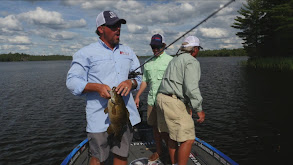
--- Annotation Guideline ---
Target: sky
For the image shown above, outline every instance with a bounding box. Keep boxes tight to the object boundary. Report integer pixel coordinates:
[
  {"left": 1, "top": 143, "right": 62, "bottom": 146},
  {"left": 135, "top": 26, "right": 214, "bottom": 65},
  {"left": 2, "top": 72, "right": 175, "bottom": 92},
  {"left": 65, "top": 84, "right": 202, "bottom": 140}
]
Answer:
[{"left": 0, "top": 0, "right": 247, "bottom": 56}]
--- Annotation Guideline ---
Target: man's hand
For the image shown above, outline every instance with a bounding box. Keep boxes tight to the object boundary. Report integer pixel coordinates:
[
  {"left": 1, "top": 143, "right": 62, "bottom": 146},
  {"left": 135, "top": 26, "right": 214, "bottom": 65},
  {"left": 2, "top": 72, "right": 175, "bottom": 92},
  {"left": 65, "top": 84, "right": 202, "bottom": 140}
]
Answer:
[
  {"left": 116, "top": 80, "right": 132, "bottom": 96},
  {"left": 96, "top": 84, "right": 111, "bottom": 99},
  {"left": 196, "top": 111, "right": 205, "bottom": 123},
  {"left": 83, "top": 83, "right": 111, "bottom": 99},
  {"left": 134, "top": 97, "right": 140, "bottom": 108}
]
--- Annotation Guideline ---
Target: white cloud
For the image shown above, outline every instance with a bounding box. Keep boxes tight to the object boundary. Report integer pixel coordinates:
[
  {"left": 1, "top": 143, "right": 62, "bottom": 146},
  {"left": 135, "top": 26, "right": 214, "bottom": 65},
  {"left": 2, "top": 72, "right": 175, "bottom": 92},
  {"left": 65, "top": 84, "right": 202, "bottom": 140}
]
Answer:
[
  {"left": 47, "top": 31, "right": 78, "bottom": 40},
  {"left": 127, "top": 24, "right": 148, "bottom": 34},
  {"left": 199, "top": 28, "right": 228, "bottom": 38},
  {"left": 0, "top": 15, "right": 22, "bottom": 30},
  {"left": 1, "top": 45, "right": 29, "bottom": 50},
  {"left": 7, "top": 36, "right": 31, "bottom": 44},
  {"left": 20, "top": 7, "right": 64, "bottom": 25},
  {"left": 18, "top": 7, "right": 86, "bottom": 29},
  {"left": 81, "top": 1, "right": 114, "bottom": 10},
  {"left": 0, "top": 15, "right": 23, "bottom": 33},
  {"left": 116, "top": 0, "right": 144, "bottom": 12}
]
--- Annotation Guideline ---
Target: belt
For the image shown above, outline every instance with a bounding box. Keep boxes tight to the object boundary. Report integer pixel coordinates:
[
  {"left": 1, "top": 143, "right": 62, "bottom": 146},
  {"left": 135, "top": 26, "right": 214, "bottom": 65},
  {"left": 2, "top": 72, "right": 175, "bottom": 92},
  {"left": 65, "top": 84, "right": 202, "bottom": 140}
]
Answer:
[{"left": 162, "top": 93, "right": 177, "bottom": 99}]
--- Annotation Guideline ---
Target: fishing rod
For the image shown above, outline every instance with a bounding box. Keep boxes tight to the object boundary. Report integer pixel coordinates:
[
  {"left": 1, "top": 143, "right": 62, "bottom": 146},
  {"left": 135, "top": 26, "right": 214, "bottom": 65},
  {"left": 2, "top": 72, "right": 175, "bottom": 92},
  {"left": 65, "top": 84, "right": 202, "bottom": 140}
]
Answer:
[{"left": 128, "top": 0, "right": 235, "bottom": 79}]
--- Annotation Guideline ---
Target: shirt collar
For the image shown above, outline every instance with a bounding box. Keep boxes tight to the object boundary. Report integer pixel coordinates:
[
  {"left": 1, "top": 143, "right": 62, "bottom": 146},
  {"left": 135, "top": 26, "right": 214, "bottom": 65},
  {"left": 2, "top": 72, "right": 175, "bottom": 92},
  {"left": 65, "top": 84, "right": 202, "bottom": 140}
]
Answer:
[
  {"left": 97, "top": 38, "right": 119, "bottom": 51},
  {"left": 153, "top": 51, "right": 166, "bottom": 60}
]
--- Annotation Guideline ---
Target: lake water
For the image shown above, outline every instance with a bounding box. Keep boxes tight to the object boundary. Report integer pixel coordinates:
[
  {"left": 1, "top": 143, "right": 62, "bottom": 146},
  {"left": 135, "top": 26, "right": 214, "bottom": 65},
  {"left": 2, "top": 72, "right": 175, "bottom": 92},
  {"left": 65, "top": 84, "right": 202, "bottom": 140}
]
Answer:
[{"left": 0, "top": 57, "right": 288, "bottom": 165}]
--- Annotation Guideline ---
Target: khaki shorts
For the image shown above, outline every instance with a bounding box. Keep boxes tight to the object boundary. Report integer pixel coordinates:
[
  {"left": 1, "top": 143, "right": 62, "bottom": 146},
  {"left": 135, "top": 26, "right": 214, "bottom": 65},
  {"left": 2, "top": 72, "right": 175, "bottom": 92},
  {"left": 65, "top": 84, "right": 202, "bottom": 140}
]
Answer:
[
  {"left": 156, "top": 93, "right": 195, "bottom": 142},
  {"left": 87, "top": 124, "right": 133, "bottom": 162},
  {"left": 147, "top": 104, "right": 169, "bottom": 133}
]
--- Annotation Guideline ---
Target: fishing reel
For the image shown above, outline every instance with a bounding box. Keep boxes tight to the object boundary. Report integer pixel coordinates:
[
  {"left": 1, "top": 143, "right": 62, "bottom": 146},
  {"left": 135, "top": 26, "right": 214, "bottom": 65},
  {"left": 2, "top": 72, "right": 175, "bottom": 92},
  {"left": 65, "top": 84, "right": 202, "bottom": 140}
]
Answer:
[{"left": 128, "top": 71, "right": 143, "bottom": 79}]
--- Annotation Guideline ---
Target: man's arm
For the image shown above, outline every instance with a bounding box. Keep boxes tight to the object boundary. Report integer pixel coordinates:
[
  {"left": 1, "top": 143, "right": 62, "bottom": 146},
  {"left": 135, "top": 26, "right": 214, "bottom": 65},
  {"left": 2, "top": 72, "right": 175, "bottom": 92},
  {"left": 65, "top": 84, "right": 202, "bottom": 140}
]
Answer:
[
  {"left": 134, "top": 81, "right": 147, "bottom": 108},
  {"left": 66, "top": 53, "right": 88, "bottom": 96},
  {"left": 183, "top": 60, "right": 203, "bottom": 112},
  {"left": 197, "top": 111, "right": 205, "bottom": 123}
]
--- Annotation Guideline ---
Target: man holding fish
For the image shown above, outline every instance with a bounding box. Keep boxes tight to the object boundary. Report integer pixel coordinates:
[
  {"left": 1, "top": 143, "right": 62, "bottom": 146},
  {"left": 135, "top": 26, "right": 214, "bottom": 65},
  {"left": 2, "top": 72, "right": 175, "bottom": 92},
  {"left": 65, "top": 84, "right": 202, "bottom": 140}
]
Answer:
[{"left": 66, "top": 11, "right": 142, "bottom": 165}]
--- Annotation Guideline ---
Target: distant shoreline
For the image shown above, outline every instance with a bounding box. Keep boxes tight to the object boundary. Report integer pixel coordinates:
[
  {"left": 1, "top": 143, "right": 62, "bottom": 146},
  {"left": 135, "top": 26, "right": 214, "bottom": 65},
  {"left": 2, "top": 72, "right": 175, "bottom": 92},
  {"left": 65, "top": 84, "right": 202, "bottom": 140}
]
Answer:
[
  {"left": 1, "top": 52, "right": 292, "bottom": 71},
  {"left": 242, "top": 57, "right": 293, "bottom": 71},
  {"left": 0, "top": 48, "right": 247, "bottom": 62},
  {"left": 0, "top": 53, "right": 72, "bottom": 62}
]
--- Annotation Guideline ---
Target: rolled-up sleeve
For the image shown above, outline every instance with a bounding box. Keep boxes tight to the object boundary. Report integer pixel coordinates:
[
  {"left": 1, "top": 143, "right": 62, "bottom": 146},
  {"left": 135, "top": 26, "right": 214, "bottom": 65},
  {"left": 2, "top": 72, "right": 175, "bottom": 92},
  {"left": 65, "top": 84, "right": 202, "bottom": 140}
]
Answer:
[
  {"left": 183, "top": 60, "right": 203, "bottom": 112},
  {"left": 66, "top": 51, "right": 89, "bottom": 96}
]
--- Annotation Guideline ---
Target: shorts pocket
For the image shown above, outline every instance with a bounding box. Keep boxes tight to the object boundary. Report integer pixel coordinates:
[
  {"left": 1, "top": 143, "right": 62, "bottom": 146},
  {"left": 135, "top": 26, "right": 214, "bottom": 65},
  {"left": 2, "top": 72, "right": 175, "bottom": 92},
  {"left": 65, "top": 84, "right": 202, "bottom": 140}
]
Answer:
[
  {"left": 162, "top": 99, "right": 179, "bottom": 121},
  {"left": 175, "top": 99, "right": 187, "bottom": 114}
]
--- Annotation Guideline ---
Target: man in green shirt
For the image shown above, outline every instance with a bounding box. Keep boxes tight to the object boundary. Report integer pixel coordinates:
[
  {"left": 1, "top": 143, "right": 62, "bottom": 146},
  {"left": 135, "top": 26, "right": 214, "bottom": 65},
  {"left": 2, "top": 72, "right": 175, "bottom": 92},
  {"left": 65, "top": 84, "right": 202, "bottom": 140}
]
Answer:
[
  {"left": 156, "top": 36, "right": 206, "bottom": 165},
  {"left": 134, "top": 34, "right": 173, "bottom": 161}
]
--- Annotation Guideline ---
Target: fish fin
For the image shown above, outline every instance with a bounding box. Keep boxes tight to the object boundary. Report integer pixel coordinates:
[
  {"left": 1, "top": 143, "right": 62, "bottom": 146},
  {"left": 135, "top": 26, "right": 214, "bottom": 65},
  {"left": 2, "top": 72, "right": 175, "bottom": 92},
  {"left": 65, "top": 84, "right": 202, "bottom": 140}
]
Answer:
[
  {"left": 107, "top": 125, "right": 114, "bottom": 135},
  {"left": 104, "top": 107, "right": 108, "bottom": 114}
]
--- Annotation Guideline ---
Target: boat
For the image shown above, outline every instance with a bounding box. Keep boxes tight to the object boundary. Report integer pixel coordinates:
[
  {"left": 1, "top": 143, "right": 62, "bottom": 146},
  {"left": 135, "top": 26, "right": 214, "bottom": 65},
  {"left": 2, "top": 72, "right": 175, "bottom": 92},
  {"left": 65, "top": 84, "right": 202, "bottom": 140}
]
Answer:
[
  {"left": 61, "top": 129, "right": 238, "bottom": 165},
  {"left": 62, "top": 103, "right": 238, "bottom": 165}
]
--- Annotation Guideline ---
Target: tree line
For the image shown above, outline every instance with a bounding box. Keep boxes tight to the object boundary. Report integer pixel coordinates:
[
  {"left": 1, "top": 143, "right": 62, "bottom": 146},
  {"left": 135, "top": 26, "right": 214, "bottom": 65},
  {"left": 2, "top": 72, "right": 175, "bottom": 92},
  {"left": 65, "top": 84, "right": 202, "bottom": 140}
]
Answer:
[
  {"left": 198, "top": 48, "right": 247, "bottom": 57},
  {"left": 232, "top": 0, "right": 293, "bottom": 58},
  {"left": 1, "top": 49, "right": 247, "bottom": 62},
  {"left": 0, "top": 53, "right": 72, "bottom": 62},
  {"left": 138, "top": 48, "right": 247, "bottom": 58}
]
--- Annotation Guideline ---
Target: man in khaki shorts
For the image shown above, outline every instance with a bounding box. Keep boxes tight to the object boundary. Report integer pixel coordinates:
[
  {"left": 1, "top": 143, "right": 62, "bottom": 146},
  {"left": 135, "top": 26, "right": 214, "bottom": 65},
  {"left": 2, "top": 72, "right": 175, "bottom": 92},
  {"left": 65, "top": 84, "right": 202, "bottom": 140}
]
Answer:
[
  {"left": 156, "top": 36, "right": 205, "bottom": 165},
  {"left": 135, "top": 34, "right": 172, "bottom": 161}
]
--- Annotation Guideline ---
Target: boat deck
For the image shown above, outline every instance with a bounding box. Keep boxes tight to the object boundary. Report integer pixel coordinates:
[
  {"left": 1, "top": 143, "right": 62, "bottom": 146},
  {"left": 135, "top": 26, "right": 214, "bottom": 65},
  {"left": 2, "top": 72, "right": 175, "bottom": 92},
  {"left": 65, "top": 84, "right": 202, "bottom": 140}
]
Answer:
[{"left": 61, "top": 122, "right": 238, "bottom": 165}]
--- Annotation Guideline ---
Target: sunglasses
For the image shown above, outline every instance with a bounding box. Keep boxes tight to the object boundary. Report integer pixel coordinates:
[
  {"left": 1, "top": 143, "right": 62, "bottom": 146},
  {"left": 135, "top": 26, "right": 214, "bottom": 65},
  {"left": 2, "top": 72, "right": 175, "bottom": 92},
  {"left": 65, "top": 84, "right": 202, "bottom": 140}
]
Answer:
[
  {"left": 104, "top": 24, "right": 121, "bottom": 31},
  {"left": 151, "top": 45, "right": 164, "bottom": 50}
]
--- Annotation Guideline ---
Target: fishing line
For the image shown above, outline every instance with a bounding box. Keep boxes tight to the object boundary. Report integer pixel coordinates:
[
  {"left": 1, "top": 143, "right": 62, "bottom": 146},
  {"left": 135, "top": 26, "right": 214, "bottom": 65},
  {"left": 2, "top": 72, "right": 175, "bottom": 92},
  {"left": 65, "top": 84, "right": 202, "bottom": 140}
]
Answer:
[{"left": 128, "top": 0, "right": 235, "bottom": 78}]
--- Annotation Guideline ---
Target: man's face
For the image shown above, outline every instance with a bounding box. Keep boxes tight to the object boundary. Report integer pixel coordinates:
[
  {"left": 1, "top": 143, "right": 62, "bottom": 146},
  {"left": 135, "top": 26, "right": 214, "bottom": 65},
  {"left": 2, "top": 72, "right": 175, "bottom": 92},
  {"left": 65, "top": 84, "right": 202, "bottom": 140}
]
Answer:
[
  {"left": 191, "top": 47, "right": 199, "bottom": 57},
  {"left": 100, "top": 22, "right": 121, "bottom": 49},
  {"left": 151, "top": 44, "right": 165, "bottom": 57}
]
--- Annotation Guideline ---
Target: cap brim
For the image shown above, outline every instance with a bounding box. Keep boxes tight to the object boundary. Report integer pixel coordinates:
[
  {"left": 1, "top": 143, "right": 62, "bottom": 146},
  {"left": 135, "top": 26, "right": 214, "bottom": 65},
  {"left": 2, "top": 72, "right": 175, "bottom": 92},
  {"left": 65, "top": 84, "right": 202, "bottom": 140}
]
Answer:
[
  {"left": 183, "top": 43, "right": 203, "bottom": 49},
  {"left": 105, "top": 19, "right": 126, "bottom": 25},
  {"left": 150, "top": 42, "right": 164, "bottom": 46}
]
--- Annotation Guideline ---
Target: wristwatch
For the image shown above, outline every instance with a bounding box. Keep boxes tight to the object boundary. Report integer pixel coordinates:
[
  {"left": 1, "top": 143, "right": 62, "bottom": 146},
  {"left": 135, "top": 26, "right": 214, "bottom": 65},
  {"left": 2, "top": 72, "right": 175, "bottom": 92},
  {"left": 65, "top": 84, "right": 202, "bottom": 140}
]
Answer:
[{"left": 131, "top": 79, "right": 137, "bottom": 89}]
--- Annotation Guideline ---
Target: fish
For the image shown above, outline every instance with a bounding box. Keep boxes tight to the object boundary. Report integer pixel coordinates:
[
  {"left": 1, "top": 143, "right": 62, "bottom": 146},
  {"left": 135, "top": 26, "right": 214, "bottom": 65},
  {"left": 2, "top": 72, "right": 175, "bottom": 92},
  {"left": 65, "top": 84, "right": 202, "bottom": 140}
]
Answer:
[{"left": 104, "top": 87, "right": 130, "bottom": 142}]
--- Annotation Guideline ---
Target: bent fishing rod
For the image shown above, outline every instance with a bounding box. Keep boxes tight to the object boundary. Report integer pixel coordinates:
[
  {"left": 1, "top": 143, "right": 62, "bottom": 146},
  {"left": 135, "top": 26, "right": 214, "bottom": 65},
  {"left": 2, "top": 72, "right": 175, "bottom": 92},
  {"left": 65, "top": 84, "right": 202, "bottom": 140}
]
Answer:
[{"left": 128, "top": 0, "right": 235, "bottom": 78}]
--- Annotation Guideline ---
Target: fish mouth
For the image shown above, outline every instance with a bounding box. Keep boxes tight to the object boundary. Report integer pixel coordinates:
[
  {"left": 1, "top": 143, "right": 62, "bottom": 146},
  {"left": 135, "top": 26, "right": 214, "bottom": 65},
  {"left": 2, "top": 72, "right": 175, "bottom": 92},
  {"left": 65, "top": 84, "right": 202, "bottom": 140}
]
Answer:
[
  {"left": 110, "top": 87, "right": 116, "bottom": 104},
  {"left": 111, "top": 98, "right": 115, "bottom": 104}
]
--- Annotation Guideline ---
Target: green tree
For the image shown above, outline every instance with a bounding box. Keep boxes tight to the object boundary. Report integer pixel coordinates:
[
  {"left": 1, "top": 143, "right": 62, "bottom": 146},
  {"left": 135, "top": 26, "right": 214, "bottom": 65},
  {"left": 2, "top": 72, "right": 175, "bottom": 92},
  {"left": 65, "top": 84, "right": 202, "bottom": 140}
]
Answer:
[
  {"left": 232, "top": 0, "right": 265, "bottom": 57},
  {"left": 232, "top": 0, "right": 293, "bottom": 57},
  {"left": 268, "top": 0, "right": 293, "bottom": 57}
]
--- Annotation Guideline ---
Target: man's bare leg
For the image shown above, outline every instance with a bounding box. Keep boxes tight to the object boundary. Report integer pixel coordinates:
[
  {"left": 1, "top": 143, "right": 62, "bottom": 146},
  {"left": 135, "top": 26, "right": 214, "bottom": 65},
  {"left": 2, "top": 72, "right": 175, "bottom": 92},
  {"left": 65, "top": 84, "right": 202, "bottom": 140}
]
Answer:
[
  {"left": 177, "top": 139, "right": 194, "bottom": 165},
  {"left": 154, "top": 126, "right": 162, "bottom": 155},
  {"left": 168, "top": 138, "right": 178, "bottom": 164},
  {"left": 160, "top": 132, "right": 169, "bottom": 146},
  {"left": 113, "top": 154, "right": 127, "bottom": 165},
  {"left": 90, "top": 157, "right": 104, "bottom": 165}
]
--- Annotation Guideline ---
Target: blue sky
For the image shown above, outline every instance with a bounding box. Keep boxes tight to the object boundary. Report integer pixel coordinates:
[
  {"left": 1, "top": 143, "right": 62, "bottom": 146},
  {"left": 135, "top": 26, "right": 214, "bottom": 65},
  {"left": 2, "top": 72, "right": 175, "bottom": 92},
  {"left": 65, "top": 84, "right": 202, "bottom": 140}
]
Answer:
[{"left": 0, "top": 0, "right": 246, "bottom": 56}]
